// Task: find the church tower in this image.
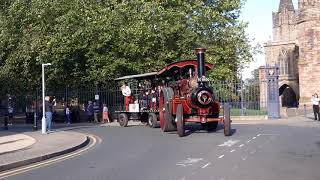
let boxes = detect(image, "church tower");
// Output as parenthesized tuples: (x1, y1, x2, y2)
(297, 0, 320, 103)
(272, 0, 297, 42)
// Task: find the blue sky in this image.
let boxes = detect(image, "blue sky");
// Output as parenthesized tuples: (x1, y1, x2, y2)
(240, 0, 298, 79)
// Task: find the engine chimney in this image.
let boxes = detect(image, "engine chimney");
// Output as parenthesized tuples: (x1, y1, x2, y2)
(195, 48, 206, 85)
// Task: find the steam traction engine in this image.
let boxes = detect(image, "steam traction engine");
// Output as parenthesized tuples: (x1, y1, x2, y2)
(159, 48, 231, 137)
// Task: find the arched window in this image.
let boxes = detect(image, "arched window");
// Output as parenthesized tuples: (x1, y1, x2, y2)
(278, 49, 289, 75)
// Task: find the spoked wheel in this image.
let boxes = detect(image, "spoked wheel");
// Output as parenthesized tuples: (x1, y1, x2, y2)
(176, 104, 185, 137)
(223, 103, 231, 136)
(140, 113, 149, 125)
(148, 113, 159, 128)
(159, 88, 176, 132)
(118, 113, 129, 127)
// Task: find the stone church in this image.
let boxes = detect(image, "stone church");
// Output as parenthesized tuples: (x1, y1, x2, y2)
(259, 0, 320, 109)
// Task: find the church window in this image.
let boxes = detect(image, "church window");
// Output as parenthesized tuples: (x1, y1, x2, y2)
(279, 49, 289, 75)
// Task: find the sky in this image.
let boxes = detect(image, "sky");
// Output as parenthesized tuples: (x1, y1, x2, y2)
(240, 0, 298, 79)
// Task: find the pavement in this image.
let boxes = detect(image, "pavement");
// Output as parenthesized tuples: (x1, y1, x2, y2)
(0, 124, 91, 172)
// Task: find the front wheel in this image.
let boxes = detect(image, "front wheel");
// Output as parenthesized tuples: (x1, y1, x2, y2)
(176, 104, 185, 137)
(148, 113, 159, 128)
(118, 113, 129, 127)
(223, 104, 231, 136)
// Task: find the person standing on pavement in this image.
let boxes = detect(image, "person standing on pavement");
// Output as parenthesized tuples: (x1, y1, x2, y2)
(93, 102, 100, 123)
(86, 101, 94, 123)
(52, 96, 57, 125)
(45, 96, 54, 132)
(311, 93, 320, 121)
(8, 105, 13, 126)
(65, 104, 71, 124)
(102, 104, 110, 123)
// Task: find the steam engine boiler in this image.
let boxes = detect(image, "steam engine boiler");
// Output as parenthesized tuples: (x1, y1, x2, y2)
(159, 48, 231, 137)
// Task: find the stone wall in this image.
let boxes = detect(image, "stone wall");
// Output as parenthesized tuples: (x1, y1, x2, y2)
(297, 0, 320, 104)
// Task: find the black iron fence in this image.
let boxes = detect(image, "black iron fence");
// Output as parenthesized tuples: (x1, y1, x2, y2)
(0, 79, 267, 122)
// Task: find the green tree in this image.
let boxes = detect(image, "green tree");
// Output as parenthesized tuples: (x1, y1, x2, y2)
(0, 0, 256, 93)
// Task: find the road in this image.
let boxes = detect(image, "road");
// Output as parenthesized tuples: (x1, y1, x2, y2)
(4, 119, 320, 180)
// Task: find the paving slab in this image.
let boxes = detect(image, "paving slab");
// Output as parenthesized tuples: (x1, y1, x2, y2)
(0, 130, 89, 172)
(0, 134, 36, 155)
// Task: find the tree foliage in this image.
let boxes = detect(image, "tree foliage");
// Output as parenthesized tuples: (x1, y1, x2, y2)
(0, 0, 255, 93)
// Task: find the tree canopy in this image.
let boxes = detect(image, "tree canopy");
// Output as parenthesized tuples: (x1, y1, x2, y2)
(0, 0, 256, 93)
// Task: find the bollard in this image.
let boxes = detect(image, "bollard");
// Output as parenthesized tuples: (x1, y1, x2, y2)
(304, 104, 307, 118)
(4, 116, 8, 130)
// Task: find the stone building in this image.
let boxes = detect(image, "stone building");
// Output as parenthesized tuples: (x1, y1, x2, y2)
(260, 0, 320, 109)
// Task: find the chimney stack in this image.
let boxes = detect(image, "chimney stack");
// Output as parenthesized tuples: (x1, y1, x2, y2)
(195, 48, 206, 83)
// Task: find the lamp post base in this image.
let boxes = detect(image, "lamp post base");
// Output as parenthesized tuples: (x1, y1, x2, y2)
(41, 116, 46, 134)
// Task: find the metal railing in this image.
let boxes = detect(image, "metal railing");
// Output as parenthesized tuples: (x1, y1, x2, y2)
(0, 79, 267, 122)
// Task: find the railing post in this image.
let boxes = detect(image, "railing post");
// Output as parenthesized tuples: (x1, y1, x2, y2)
(33, 89, 39, 131)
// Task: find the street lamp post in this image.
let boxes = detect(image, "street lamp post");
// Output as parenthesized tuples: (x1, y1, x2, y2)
(41, 63, 51, 134)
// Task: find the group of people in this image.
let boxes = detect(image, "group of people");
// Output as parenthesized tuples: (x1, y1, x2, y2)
(121, 82, 161, 111)
(84, 101, 110, 124)
(41, 96, 111, 133)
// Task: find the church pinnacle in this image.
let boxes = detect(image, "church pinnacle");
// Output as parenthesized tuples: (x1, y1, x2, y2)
(278, 0, 295, 12)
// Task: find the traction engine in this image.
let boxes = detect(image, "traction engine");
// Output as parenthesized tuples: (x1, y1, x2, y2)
(159, 48, 231, 137)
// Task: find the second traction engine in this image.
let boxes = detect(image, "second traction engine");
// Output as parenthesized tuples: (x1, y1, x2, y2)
(159, 48, 231, 137)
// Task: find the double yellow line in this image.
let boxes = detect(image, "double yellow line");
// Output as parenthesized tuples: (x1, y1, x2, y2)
(0, 134, 101, 179)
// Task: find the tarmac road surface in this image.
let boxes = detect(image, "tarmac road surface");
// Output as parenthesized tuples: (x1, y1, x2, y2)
(3, 119, 320, 180)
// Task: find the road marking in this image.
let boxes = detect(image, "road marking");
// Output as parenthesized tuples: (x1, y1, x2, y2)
(201, 162, 211, 169)
(176, 164, 189, 167)
(176, 158, 203, 167)
(218, 140, 240, 147)
(239, 144, 244, 148)
(257, 134, 261, 137)
(0, 134, 98, 179)
(230, 149, 236, 153)
(250, 150, 257, 154)
(218, 155, 224, 159)
(247, 140, 251, 143)
(259, 134, 280, 136)
(252, 137, 257, 139)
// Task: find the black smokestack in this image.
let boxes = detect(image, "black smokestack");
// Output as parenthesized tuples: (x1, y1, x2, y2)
(195, 48, 206, 79)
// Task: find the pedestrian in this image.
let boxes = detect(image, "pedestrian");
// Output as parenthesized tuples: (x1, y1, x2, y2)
(93, 102, 100, 123)
(311, 93, 320, 121)
(65, 104, 71, 124)
(45, 96, 54, 132)
(86, 101, 94, 123)
(102, 104, 110, 123)
(52, 96, 57, 124)
(8, 105, 13, 126)
(121, 82, 132, 111)
(150, 89, 157, 110)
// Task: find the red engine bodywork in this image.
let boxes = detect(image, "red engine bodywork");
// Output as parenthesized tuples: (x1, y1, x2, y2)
(159, 62, 222, 124)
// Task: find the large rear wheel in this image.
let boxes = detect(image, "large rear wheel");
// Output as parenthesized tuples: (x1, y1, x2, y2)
(176, 104, 185, 137)
(118, 113, 129, 127)
(159, 88, 176, 132)
(223, 103, 231, 136)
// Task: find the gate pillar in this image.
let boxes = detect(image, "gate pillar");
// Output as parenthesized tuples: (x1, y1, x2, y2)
(265, 66, 281, 119)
